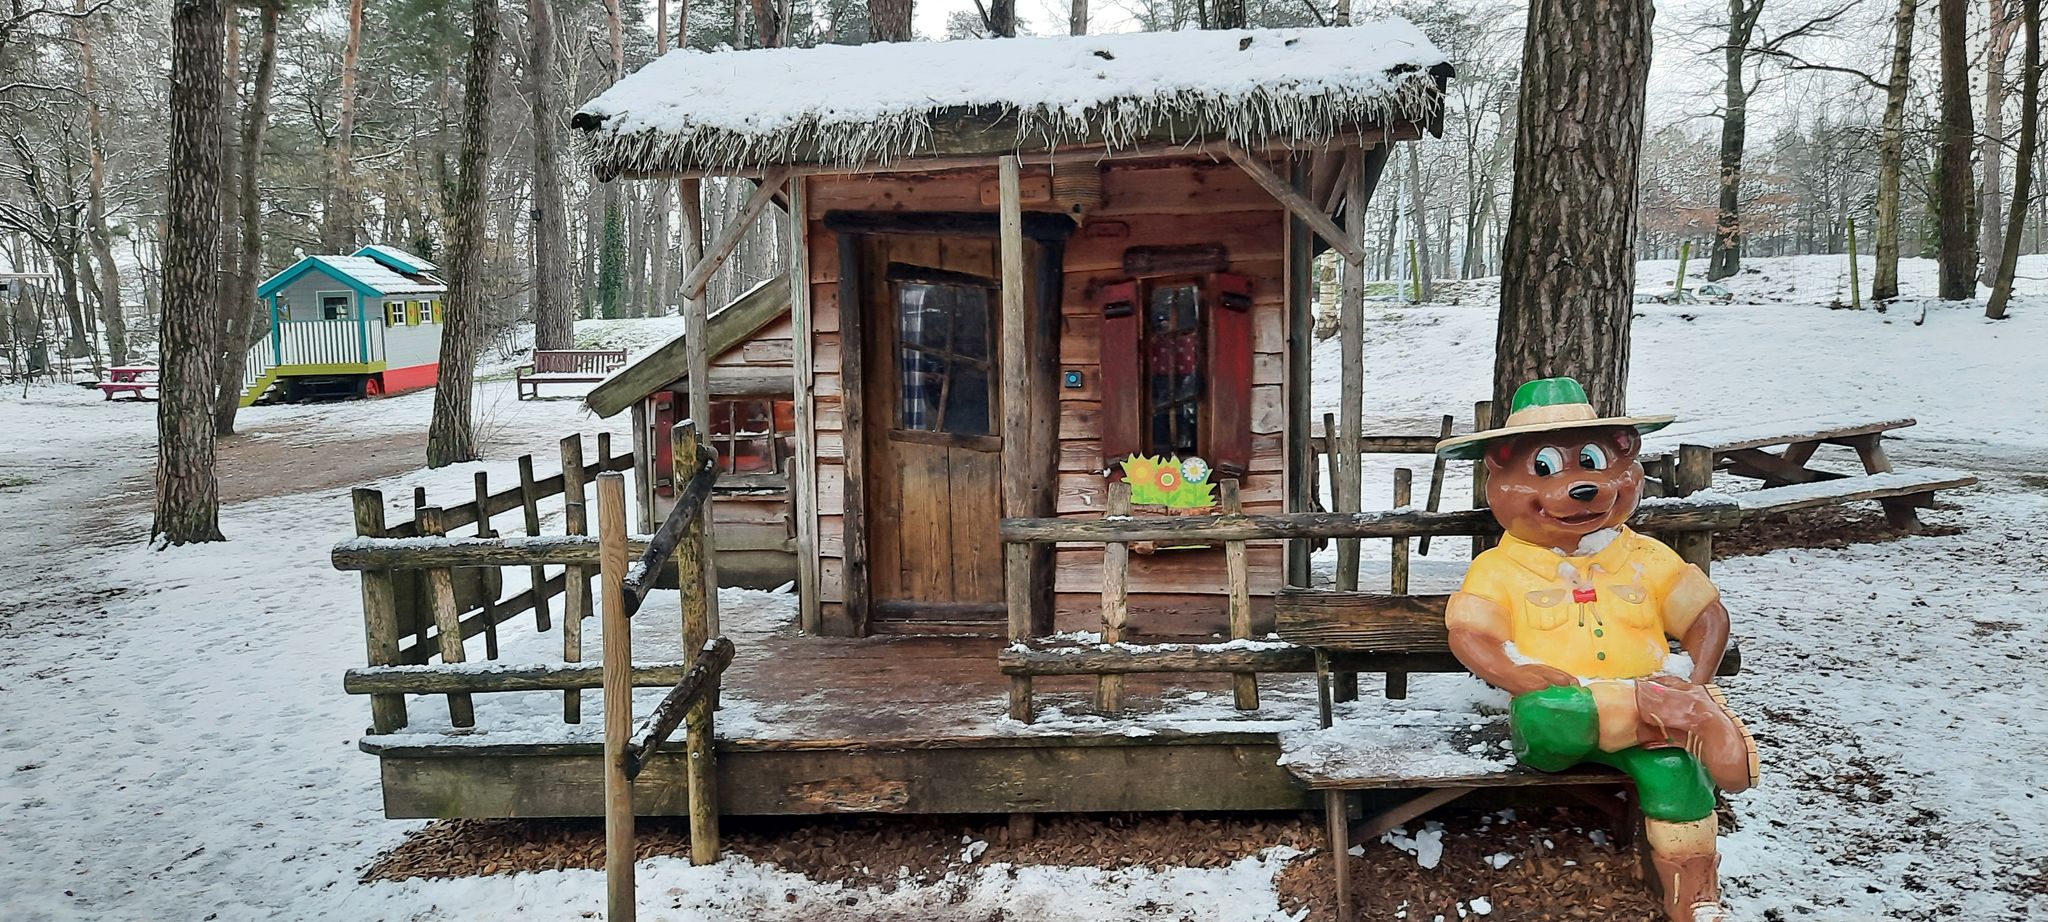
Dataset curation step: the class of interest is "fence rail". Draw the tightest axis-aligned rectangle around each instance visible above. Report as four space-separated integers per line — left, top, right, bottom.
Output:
274 318 376 366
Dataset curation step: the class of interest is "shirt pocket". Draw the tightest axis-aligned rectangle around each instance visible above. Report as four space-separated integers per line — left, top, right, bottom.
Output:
1605 582 1659 628
1521 589 1573 630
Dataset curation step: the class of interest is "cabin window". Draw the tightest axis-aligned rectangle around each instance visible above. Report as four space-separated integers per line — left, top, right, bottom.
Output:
892 271 995 438
320 294 351 321
1142 279 1204 457
384 302 404 327
707 397 794 476
431 300 444 324
1096 270 1255 478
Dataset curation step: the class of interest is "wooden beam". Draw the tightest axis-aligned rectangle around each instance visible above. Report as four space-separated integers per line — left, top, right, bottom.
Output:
837 231 871 637
1335 146 1367 591
1222 143 1363 264
625 638 734 778
345 660 693 695
595 473 636 922
1284 153 1315 588
999 155 1036 723
787 182 821 635
1000 496 1745 544
679 166 792 301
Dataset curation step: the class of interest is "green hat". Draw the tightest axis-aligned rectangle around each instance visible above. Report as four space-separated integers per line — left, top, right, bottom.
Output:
1434 377 1674 460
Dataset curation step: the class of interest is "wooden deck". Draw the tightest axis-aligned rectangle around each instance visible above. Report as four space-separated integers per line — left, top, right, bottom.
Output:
358 617 1572 820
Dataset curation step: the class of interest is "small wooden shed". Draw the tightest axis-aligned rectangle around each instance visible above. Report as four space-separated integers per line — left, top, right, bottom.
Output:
245 245 447 404
573 22 1450 639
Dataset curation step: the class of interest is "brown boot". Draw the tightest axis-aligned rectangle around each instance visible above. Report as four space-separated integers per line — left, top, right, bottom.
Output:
1636 679 1760 793
1649 849 1724 922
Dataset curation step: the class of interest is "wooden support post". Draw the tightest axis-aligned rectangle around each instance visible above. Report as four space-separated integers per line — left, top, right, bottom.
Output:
682 250 720 641
350 488 407 733
1326 409 1359 704
1336 146 1367 595
679 167 793 301
1386 468 1412 700
517 454 552 632
671 422 720 866
1417 415 1453 556
1328 789 1353 922
1471 400 1494 556
787 178 822 635
563 435 591 724
1848 433 1918 529
595 473 636 922
1097 480 1131 714
1673 444 1714 573
1222 479 1258 710
630 400 654 534
1221 143 1365 263
999 154 1035 724
473 471 501 661
417 506 475 728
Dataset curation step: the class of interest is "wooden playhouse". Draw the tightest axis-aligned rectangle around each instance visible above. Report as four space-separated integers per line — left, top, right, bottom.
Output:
243 245 446 405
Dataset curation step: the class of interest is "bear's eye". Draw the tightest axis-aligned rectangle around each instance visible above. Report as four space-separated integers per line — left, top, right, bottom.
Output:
1579 444 1609 471
1533 447 1565 477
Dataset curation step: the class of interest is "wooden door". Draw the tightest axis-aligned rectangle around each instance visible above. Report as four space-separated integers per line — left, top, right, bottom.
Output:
861 235 1006 624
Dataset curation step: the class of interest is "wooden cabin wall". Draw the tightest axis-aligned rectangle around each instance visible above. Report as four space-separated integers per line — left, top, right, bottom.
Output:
801 157 1293 636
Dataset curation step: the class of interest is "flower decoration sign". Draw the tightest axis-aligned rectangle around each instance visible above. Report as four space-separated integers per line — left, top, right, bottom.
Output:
1119 455 1215 510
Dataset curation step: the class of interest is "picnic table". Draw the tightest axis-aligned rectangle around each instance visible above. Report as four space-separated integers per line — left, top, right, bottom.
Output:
1637 416 1968 528
97 366 159 401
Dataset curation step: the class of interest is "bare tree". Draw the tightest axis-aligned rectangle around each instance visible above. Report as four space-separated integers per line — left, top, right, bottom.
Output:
155 0 228 545
1935 0 1977 299
214 0 280 436
321 0 364 251
1407 143 1433 299
1987 0 2039 319
1981 0 2021 285
1071 0 1087 33
1494 0 1651 415
74 0 127 366
1873 0 1917 300
426 0 499 467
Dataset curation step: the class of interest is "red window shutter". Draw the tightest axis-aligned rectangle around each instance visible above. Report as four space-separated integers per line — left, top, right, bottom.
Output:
1203 272 1255 479
1095 280 1143 470
652 391 677 497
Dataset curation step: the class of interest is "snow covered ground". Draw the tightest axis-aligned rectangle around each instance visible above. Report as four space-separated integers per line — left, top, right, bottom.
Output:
2 259 2044 921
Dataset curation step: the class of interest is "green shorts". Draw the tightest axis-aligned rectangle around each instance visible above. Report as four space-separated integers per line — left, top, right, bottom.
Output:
1509 684 1717 823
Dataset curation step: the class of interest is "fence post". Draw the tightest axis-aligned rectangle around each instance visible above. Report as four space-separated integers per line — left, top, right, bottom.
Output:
417 506 475 728
1417 415 1453 556
351 488 408 733
671 420 720 865
1387 468 1413 700
562 434 591 724
1222 480 1258 711
1096 480 1131 714
595 472 636 922
517 454 552 632
473 471 501 661
1672 444 1715 573
1471 400 1495 556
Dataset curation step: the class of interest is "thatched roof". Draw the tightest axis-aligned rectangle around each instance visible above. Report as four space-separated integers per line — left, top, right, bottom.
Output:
571 21 1451 177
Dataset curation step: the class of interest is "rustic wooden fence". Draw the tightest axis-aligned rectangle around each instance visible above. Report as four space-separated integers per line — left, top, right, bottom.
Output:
996 489 1744 723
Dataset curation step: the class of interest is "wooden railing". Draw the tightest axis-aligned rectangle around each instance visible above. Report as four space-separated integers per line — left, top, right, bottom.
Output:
273 317 376 366
996 492 1745 723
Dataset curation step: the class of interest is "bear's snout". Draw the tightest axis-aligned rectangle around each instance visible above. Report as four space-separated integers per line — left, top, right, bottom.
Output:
1567 483 1600 502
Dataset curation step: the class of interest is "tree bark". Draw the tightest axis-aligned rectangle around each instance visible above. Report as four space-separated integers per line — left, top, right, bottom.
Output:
988 0 1018 34
322 0 366 251
1211 0 1244 28
156 0 229 545
529 0 573 349
1493 0 1651 417
1936 0 1978 299
1070 0 1086 34
1708 0 1762 281
1981 0 2021 285
1987 0 2039 319
1873 0 1917 301
1406 144 1433 300
214 0 279 436
427 0 500 468
870 0 912 40
75 0 128 366
751 0 784 45
597 0 627 320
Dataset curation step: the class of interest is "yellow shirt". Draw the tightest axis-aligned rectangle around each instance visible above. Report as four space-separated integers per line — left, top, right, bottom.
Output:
1456 528 1719 680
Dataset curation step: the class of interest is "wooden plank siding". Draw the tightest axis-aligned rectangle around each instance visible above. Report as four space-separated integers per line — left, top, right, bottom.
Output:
798 156 1297 635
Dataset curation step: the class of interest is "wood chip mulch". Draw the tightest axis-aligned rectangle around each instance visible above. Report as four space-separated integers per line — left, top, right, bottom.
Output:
363 800 1670 920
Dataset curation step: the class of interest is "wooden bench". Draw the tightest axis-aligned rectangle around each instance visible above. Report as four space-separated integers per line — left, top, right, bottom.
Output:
1643 415 1928 524
1733 467 1977 526
1272 587 1741 922
96 381 156 401
516 349 628 400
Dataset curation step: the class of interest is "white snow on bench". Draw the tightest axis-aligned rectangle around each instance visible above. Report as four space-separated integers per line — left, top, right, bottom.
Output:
1734 468 1977 512
1643 415 1916 457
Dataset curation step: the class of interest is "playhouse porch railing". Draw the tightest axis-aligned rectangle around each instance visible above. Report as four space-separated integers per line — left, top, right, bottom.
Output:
272 317 383 367
995 486 1746 723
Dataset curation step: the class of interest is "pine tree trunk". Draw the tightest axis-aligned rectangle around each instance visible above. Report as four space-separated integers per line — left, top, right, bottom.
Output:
427 0 499 468
1987 0 2039 319
1981 0 2019 285
1494 0 1651 417
215 0 279 436
529 0 573 349
870 0 912 40
1873 0 1917 301
1936 0 1978 299
155 0 228 546
322 0 365 251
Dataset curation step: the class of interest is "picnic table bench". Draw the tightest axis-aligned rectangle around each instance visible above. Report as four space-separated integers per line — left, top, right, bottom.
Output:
1271 587 1741 922
516 349 627 400
96 365 158 401
1641 416 1975 529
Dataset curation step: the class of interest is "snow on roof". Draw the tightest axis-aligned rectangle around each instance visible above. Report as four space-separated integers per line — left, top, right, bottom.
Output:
353 244 438 275
314 255 445 295
572 21 1450 174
